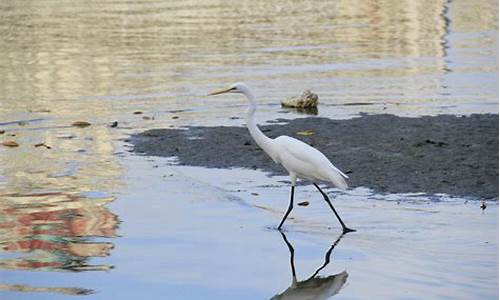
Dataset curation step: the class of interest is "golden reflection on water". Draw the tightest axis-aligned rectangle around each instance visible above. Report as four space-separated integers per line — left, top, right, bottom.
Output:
0 0 497 118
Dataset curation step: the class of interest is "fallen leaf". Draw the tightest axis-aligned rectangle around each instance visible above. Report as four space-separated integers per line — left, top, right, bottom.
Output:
142 116 152 120
72 121 91 128
251 192 259 196
172 116 179 119
2 141 19 147
109 121 118 128
296 130 315 136
28 108 51 113
133 111 143 115
298 201 309 206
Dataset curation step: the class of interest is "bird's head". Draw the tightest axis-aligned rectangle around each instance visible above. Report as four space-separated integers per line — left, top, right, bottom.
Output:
208 82 250 96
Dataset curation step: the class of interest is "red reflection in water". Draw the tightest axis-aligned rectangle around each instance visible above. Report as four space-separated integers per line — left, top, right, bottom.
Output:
0 192 118 272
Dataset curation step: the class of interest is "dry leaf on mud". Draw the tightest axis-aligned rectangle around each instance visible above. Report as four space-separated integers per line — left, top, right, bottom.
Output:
71 121 91 128
296 130 315 136
298 201 309 206
2 141 19 147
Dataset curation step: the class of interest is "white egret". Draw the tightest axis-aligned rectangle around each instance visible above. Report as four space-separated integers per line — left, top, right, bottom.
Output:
209 82 355 233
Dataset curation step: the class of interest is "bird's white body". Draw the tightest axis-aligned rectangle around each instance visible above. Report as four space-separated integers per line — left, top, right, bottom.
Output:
239 82 348 189
270 136 348 188
209 82 354 232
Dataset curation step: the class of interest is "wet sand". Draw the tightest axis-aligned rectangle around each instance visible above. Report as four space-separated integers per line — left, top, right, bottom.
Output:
130 114 498 199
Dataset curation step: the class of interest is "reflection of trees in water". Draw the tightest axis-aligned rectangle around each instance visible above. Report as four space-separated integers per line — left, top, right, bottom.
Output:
0 192 118 272
271 231 348 300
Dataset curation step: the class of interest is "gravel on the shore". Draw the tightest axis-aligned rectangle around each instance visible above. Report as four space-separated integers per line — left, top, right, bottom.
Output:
129 114 498 199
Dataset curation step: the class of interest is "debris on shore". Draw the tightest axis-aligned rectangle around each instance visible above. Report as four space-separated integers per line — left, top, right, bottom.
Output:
281 90 319 114
2 140 19 147
480 200 487 211
71 121 91 128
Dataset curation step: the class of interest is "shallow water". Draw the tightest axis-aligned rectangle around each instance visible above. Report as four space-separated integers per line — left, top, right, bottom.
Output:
0 0 498 299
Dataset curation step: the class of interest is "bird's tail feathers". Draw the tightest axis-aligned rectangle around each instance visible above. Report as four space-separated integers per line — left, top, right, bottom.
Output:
328 168 348 190
331 165 349 179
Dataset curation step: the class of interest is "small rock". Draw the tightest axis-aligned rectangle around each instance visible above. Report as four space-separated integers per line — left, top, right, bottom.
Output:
110 121 118 128
2 140 19 147
251 192 259 196
0 130 4 134
133 111 143 115
298 201 309 206
172 116 179 119
142 116 152 120
281 90 319 109
72 121 91 128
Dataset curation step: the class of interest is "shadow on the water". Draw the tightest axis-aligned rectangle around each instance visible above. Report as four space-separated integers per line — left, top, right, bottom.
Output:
270 231 348 300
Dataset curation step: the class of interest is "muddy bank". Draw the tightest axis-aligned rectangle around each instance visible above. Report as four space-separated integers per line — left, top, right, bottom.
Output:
129 114 498 199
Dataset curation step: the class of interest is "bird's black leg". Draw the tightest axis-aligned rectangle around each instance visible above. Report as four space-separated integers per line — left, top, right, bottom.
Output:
313 183 356 234
278 186 295 230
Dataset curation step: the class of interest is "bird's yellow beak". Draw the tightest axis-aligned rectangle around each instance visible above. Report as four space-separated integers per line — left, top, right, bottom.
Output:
207 87 233 96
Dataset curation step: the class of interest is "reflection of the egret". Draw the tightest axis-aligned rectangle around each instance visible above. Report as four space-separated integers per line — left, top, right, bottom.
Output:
271 231 348 300
0 192 118 272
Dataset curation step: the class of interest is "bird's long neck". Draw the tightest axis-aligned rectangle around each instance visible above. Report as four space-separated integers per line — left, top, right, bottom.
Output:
243 90 273 153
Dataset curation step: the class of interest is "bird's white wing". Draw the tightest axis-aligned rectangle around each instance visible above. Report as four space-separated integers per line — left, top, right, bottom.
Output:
274 136 348 180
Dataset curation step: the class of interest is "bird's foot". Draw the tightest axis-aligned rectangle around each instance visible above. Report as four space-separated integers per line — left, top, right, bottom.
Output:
277 225 287 232
342 227 356 234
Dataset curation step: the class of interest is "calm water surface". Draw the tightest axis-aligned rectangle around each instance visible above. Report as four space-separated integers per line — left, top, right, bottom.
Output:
0 0 498 299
